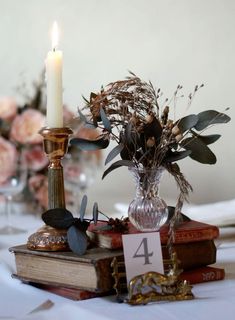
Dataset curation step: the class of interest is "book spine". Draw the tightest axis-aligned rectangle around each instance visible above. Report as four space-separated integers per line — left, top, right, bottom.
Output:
180 267 225 284
160 229 219 244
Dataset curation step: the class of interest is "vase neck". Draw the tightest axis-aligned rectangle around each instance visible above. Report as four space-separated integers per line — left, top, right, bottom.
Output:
129 167 164 198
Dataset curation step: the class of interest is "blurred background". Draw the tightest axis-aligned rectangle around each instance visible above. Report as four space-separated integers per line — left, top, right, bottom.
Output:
0 0 234 214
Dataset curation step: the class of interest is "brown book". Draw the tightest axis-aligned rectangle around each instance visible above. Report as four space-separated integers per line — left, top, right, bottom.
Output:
179 266 225 284
162 240 216 270
10 245 123 293
113 264 225 293
87 220 219 249
12 277 108 300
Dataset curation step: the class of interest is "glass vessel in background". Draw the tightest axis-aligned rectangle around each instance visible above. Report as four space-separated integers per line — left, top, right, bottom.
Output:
63 151 99 214
0 156 27 234
128 166 168 232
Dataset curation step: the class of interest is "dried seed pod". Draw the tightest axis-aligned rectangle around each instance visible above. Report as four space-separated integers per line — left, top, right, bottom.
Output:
161 106 169 125
146 114 154 123
175 133 183 142
147 137 155 147
172 125 181 135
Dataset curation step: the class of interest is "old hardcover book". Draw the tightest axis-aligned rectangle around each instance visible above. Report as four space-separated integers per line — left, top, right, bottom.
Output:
112 262 225 293
87 220 219 249
162 240 216 270
12 274 103 301
179 266 225 284
12 277 107 300
10 245 123 293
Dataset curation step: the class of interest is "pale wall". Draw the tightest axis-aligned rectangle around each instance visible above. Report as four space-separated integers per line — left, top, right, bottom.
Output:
0 0 234 210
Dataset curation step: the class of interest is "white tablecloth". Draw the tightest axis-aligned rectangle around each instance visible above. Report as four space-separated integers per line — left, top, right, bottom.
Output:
1 204 235 320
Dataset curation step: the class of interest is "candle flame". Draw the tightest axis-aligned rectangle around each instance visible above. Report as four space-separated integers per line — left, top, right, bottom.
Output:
51 21 59 50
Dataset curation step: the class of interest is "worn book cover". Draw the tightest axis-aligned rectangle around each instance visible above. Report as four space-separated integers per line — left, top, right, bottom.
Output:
179 266 225 284
12 277 109 301
10 245 123 293
87 220 219 249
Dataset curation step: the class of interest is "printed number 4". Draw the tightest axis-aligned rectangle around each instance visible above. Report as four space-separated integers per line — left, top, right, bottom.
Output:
133 238 153 265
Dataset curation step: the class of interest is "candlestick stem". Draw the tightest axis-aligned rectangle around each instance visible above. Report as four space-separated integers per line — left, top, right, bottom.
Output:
27 126 73 251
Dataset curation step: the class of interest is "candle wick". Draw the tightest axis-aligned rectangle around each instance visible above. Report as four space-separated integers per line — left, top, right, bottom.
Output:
53 47 56 52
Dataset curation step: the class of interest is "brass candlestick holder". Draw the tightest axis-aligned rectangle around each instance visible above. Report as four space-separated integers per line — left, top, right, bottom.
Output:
27 127 73 251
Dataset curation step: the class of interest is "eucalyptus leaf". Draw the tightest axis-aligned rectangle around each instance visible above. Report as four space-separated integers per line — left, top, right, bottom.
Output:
77 108 87 123
126 122 134 144
42 208 74 229
195 110 231 131
176 114 198 133
67 225 88 255
73 218 90 232
191 132 221 145
105 143 124 165
100 107 112 132
164 150 191 163
70 137 109 151
93 202 99 224
79 195 88 221
180 137 217 164
102 160 135 179
84 121 98 129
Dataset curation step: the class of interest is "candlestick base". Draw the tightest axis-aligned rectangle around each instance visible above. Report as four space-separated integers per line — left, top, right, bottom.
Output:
27 127 73 251
27 226 69 251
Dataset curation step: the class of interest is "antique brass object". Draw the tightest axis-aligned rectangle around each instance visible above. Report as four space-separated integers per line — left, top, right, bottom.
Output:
27 127 73 251
111 252 194 304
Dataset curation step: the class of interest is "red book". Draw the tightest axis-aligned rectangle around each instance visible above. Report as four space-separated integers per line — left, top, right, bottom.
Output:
33 284 107 300
87 220 219 249
180 266 225 284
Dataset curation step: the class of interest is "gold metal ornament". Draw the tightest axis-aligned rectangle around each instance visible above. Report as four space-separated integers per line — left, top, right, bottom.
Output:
111 252 194 305
27 127 73 251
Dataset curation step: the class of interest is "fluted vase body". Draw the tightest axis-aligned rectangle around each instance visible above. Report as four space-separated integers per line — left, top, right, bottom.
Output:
128 166 168 232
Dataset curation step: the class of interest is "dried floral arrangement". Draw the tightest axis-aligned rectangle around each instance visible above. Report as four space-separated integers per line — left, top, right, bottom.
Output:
42 73 230 256
70 72 230 238
0 74 101 211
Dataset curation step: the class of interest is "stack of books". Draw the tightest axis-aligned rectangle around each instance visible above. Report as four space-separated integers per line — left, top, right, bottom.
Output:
10 219 224 301
87 219 224 285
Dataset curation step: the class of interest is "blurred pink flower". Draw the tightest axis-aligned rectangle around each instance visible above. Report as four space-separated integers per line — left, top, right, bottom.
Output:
0 137 18 184
28 174 48 209
10 109 45 144
24 145 48 172
0 97 17 121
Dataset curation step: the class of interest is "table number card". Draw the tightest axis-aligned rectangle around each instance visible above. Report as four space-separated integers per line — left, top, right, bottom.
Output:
122 232 164 284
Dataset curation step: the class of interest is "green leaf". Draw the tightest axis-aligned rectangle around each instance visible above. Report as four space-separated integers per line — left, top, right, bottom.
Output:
73 218 90 232
77 108 87 123
191 132 221 145
176 114 198 133
164 150 191 163
180 137 217 164
144 117 162 142
67 225 88 255
105 143 124 165
79 195 87 221
195 110 231 131
42 208 74 229
70 137 109 151
84 121 98 129
100 107 112 133
102 160 135 179
93 202 99 224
